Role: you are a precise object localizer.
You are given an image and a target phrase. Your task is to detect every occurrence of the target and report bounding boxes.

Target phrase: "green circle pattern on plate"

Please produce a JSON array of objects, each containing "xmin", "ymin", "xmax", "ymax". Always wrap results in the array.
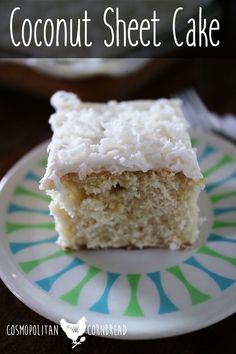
[{"xmin": 2, "ymin": 134, "xmax": 236, "ymax": 320}]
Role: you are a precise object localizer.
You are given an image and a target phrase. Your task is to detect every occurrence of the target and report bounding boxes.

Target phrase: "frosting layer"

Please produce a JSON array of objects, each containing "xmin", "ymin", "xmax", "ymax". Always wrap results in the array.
[{"xmin": 40, "ymin": 91, "xmax": 202, "ymax": 189}]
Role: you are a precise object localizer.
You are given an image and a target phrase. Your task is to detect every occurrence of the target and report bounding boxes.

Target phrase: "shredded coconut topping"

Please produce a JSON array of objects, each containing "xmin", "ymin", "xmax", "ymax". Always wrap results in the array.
[{"xmin": 40, "ymin": 91, "xmax": 202, "ymax": 189}]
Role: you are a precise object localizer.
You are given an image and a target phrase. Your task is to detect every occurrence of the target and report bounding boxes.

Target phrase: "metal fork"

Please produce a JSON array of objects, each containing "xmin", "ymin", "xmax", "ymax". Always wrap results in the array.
[{"xmin": 175, "ymin": 89, "xmax": 236, "ymax": 142}]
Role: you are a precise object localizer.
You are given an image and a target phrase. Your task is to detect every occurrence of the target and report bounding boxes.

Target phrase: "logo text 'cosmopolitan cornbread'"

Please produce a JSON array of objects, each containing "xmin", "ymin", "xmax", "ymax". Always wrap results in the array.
[{"xmin": 6, "ymin": 318, "xmax": 127, "ymax": 349}]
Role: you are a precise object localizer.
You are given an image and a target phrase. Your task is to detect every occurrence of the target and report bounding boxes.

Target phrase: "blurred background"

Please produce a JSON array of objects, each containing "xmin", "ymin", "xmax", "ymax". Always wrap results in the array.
[{"xmin": 1, "ymin": 58, "xmax": 235, "ymax": 178}]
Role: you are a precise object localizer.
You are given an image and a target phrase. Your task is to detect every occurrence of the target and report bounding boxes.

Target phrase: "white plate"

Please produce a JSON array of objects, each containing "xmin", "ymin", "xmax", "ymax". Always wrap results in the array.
[{"xmin": 0, "ymin": 131, "xmax": 236, "ymax": 339}]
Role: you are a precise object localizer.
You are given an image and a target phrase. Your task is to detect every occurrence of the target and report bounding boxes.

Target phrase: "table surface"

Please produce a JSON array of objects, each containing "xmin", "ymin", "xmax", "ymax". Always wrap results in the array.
[{"xmin": 0, "ymin": 59, "xmax": 235, "ymax": 354}]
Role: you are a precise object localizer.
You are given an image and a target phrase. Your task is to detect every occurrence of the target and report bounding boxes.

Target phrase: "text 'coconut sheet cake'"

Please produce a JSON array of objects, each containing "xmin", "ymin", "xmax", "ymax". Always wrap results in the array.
[{"xmin": 40, "ymin": 91, "xmax": 205, "ymax": 250}]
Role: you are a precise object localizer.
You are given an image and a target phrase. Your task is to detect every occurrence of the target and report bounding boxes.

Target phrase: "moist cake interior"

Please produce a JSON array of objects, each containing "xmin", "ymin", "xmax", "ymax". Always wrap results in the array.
[{"xmin": 48, "ymin": 169, "xmax": 204, "ymax": 250}]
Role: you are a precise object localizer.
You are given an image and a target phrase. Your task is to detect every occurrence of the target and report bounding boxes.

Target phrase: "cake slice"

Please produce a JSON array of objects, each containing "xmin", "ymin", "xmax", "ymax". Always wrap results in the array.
[{"xmin": 40, "ymin": 91, "xmax": 205, "ymax": 250}]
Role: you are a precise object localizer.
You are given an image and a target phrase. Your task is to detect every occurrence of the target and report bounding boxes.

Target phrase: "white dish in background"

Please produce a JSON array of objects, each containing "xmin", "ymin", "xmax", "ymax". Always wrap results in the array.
[{"xmin": 8, "ymin": 58, "xmax": 151, "ymax": 79}]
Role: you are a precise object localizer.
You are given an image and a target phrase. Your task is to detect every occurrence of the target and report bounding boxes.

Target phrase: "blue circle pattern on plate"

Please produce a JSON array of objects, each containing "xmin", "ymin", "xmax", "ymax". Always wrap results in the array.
[{"xmin": 5, "ymin": 137, "xmax": 236, "ymax": 317}]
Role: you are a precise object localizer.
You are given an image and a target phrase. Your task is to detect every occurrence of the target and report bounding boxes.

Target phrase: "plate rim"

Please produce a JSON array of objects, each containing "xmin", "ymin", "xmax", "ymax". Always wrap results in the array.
[{"xmin": 0, "ymin": 131, "xmax": 236, "ymax": 340}]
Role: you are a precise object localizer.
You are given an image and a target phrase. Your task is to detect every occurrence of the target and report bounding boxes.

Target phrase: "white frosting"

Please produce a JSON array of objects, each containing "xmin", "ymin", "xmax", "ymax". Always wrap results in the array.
[{"xmin": 40, "ymin": 91, "xmax": 202, "ymax": 189}]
